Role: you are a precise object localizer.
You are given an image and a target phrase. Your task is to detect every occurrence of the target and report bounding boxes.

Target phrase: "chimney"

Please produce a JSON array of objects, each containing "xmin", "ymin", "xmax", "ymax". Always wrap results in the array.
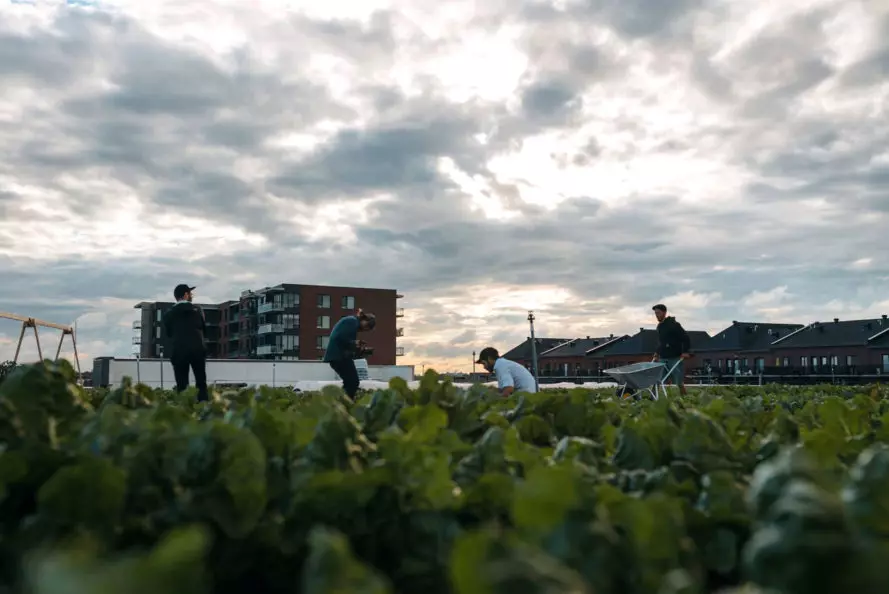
[
  {"xmin": 586, "ymin": 336, "xmax": 590, "ymax": 339},
  {"xmin": 640, "ymin": 328, "xmax": 644, "ymax": 333},
  {"xmin": 883, "ymin": 314, "xmax": 887, "ymax": 320},
  {"xmin": 834, "ymin": 318, "xmax": 839, "ymax": 323}
]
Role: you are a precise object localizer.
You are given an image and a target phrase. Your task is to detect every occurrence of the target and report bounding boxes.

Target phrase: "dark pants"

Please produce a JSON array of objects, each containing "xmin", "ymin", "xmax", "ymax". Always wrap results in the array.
[
  {"xmin": 328, "ymin": 359, "xmax": 360, "ymax": 400},
  {"xmin": 171, "ymin": 352, "xmax": 209, "ymax": 402}
]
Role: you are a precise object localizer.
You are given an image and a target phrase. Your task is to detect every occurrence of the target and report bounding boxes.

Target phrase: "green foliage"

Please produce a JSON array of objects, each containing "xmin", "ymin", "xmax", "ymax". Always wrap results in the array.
[{"xmin": 1, "ymin": 361, "xmax": 889, "ymax": 593}]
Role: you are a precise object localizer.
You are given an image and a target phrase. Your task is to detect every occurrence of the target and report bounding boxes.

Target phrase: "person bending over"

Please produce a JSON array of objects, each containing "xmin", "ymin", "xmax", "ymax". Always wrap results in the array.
[
  {"xmin": 475, "ymin": 346, "xmax": 537, "ymax": 397},
  {"xmin": 323, "ymin": 309, "xmax": 376, "ymax": 400},
  {"xmin": 162, "ymin": 284, "xmax": 209, "ymax": 402}
]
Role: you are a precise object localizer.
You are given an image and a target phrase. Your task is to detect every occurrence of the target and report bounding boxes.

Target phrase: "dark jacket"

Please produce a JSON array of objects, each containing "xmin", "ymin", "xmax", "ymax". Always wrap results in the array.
[
  {"xmin": 323, "ymin": 316, "xmax": 360, "ymax": 362},
  {"xmin": 162, "ymin": 301, "xmax": 206, "ymax": 358},
  {"xmin": 656, "ymin": 316, "xmax": 691, "ymax": 358}
]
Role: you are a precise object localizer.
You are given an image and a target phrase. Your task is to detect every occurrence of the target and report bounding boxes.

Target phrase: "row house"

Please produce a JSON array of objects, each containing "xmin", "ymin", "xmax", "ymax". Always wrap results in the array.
[
  {"xmin": 769, "ymin": 316, "xmax": 889, "ymax": 375},
  {"xmin": 537, "ymin": 335, "xmax": 626, "ymax": 377},
  {"xmin": 501, "ymin": 338, "xmax": 571, "ymax": 369},
  {"xmin": 591, "ymin": 328, "xmax": 712, "ymax": 369},
  {"xmin": 694, "ymin": 322, "xmax": 804, "ymax": 375}
]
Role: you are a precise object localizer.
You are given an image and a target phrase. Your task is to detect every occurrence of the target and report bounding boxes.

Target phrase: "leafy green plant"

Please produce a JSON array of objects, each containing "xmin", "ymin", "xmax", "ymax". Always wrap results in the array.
[{"xmin": 0, "ymin": 361, "xmax": 888, "ymax": 593}]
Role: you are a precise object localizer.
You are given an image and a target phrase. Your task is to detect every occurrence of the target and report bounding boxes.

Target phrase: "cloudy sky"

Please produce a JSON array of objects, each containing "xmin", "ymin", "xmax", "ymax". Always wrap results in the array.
[{"xmin": 1, "ymin": 0, "xmax": 887, "ymax": 373}]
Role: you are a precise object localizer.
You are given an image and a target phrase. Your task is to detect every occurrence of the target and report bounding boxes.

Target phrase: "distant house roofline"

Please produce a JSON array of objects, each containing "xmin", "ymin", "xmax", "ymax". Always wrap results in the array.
[
  {"xmin": 770, "ymin": 323, "xmax": 813, "ymax": 345},
  {"xmin": 584, "ymin": 335, "xmax": 627, "ymax": 355},
  {"xmin": 538, "ymin": 338, "xmax": 577, "ymax": 357}
]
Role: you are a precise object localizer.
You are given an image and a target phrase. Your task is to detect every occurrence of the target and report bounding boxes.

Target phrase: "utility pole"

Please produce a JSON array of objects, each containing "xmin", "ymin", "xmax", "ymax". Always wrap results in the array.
[
  {"xmin": 528, "ymin": 311, "xmax": 539, "ymax": 391},
  {"xmin": 472, "ymin": 350, "xmax": 476, "ymax": 376}
]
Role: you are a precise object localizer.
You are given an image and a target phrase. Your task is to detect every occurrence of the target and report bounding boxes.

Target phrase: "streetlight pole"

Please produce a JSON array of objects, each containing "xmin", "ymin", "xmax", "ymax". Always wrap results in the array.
[
  {"xmin": 528, "ymin": 311, "xmax": 539, "ymax": 391},
  {"xmin": 472, "ymin": 350, "xmax": 476, "ymax": 376}
]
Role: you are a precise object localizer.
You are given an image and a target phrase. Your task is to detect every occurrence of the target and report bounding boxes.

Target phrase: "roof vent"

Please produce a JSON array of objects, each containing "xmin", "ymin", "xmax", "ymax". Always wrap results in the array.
[
  {"xmin": 586, "ymin": 336, "xmax": 590, "ymax": 339},
  {"xmin": 834, "ymin": 318, "xmax": 839, "ymax": 323},
  {"xmin": 732, "ymin": 320, "xmax": 738, "ymax": 325},
  {"xmin": 609, "ymin": 333, "xmax": 614, "ymax": 338},
  {"xmin": 640, "ymin": 327, "xmax": 644, "ymax": 333},
  {"xmin": 883, "ymin": 314, "xmax": 887, "ymax": 319}
]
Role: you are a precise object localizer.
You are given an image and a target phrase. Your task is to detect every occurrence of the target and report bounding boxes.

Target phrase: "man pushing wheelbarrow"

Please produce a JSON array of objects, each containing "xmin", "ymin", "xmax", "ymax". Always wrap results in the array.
[
  {"xmin": 651, "ymin": 303, "xmax": 692, "ymax": 396},
  {"xmin": 604, "ymin": 303, "xmax": 693, "ymax": 400}
]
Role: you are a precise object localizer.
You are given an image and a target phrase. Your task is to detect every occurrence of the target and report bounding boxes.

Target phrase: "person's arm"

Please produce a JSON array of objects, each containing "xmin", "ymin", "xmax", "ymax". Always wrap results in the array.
[
  {"xmin": 162, "ymin": 309, "xmax": 174, "ymax": 339},
  {"xmin": 677, "ymin": 322, "xmax": 691, "ymax": 357},
  {"xmin": 495, "ymin": 365, "xmax": 515, "ymax": 397},
  {"xmin": 653, "ymin": 328, "xmax": 662, "ymax": 361}
]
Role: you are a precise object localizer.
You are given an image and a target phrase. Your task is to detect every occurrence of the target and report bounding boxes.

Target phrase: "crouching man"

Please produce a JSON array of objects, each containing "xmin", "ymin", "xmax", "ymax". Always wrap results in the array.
[
  {"xmin": 475, "ymin": 346, "xmax": 537, "ymax": 397},
  {"xmin": 323, "ymin": 309, "xmax": 376, "ymax": 400}
]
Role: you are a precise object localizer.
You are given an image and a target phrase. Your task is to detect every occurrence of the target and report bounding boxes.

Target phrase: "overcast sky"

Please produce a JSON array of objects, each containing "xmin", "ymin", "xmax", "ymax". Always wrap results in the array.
[{"xmin": 1, "ymin": 0, "xmax": 887, "ymax": 373}]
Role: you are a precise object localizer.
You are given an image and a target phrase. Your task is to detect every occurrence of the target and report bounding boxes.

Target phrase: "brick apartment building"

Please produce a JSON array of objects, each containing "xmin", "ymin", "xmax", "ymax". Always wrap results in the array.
[{"xmin": 133, "ymin": 283, "xmax": 404, "ymax": 365}]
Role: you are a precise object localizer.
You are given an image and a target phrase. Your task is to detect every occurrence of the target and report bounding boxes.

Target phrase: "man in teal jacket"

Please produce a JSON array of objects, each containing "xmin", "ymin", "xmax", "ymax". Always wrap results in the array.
[{"xmin": 323, "ymin": 309, "xmax": 376, "ymax": 400}]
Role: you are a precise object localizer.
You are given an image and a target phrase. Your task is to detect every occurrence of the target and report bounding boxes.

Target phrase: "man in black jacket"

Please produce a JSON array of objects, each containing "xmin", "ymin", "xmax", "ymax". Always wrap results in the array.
[
  {"xmin": 162, "ymin": 284, "xmax": 209, "ymax": 401},
  {"xmin": 651, "ymin": 303, "xmax": 691, "ymax": 395}
]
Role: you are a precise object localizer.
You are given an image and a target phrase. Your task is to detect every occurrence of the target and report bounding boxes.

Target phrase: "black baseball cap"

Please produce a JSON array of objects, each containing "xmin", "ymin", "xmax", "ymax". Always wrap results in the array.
[
  {"xmin": 174, "ymin": 284, "xmax": 196, "ymax": 300},
  {"xmin": 475, "ymin": 347, "xmax": 499, "ymax": 363},
  {"xmin": 652, "ymin": 304, "xmax": 667, "ymax": 312}
]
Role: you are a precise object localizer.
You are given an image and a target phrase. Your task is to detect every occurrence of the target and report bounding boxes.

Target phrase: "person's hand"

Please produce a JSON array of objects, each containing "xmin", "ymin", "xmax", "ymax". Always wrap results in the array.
[
  {"xmin": 652, "ymin": 354, "xmax": 660, "ymax": 362},
  {"xmin": 680, "ymin": 353, "xmax": 691, "ymax": 359}
]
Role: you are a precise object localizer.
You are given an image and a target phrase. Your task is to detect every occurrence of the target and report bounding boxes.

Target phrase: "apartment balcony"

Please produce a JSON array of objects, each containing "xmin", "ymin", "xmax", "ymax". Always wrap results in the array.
[
  {"xmin": 396, "ymin": 307, "xmax": 404, "ymax": 317},
  {"xmin": 257, "ymin": 345, "xmax": 282, "ymax": 356},
  {"xmin": 132, "ymin": 320, "xmax": 141, "ymax": 330},
  {"xmin": 258, "ymin": 302, "xmax": 284, "ymax": 314},
  {"xmin": 131, "ymin": 337, "xmax": 141, "ymax": 345},
  {"xmin": 396, "ymin": 346, "xmax": 405, "ymax": 356},
  {"xmin": 396, "ymin": 327, "xmax": 404, "ymax": 337},
  {"xmin": 257, "ymin": 323, "xmax": 284, "ymax": 334},
  {"xmin": 228, "ymin": 333, "xmax": 240, "ymax": 341}
]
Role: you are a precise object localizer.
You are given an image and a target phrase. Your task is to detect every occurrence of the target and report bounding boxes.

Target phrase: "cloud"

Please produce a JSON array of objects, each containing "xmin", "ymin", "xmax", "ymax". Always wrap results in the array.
[{"xmin": 1, "ymin": 0, "xmax": 888, "ymax": 372}]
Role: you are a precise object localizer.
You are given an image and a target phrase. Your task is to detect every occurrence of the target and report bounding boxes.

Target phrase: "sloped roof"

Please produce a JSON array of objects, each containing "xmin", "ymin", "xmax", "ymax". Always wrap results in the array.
[
  {"xmin": 697, "ymin": 321, "xmax": 804, "ymax": 353},
  {"xmin": 591, "ymin": 329, "xmax": 711, "ymax": 357},
  {"xmin": 501, "ymin": 338, "xmax": 572, "ymax": 360},
  {"xmin": 539, "ymin": 336, "xmax": 621, "ymax": 358},
  {"xmin": 773, "ymin": 317, "xmax": 889, "ymax": 348},
  {"xmin": 869, "ymin": 326, "xmax": 889, "ymax": 347}
]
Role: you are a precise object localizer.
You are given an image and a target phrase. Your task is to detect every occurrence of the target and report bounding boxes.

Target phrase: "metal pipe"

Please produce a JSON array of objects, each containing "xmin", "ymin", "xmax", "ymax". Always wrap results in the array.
[{"xmin": 528, "ymin": 311, "xmax": 539, "ymax": 391}]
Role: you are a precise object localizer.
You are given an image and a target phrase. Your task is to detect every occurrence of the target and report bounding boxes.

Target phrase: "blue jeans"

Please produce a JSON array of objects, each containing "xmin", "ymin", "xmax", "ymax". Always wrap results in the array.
[{"xmin": 662, "ymin": 358, "xmax": 685, "ymax": 386}]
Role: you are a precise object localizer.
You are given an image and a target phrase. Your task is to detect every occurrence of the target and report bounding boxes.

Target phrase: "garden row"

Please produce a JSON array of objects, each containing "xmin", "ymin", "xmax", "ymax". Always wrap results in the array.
[{"xmin": 1, "ymin": 359, "xmax": 889, "ymax": 594}]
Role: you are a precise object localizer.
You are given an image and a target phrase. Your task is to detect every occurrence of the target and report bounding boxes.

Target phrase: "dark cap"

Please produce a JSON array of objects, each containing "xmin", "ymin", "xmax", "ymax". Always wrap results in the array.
[
  {"xmin": 652, "ymin": 303, "xmax": 667, "ymax": 312},
  {"xmin": 475, "ymin": 346, "xmax": 499, "ymax": 363},
  {"xmin": 174, "ymin": 284, "xmax": 196, "ymax": 300}
]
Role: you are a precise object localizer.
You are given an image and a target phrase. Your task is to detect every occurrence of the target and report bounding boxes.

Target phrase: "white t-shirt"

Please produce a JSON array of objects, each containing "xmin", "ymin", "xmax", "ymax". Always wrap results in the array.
[{"xmin": 493, "ymin": 357, "xmax": 538, "ymax": 393}]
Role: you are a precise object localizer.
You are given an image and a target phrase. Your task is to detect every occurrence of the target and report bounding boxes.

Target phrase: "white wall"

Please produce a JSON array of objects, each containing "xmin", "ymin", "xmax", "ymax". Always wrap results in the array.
[{"xmin": 101, "ymin": 358, "xmax": 415, "ymax": 388}]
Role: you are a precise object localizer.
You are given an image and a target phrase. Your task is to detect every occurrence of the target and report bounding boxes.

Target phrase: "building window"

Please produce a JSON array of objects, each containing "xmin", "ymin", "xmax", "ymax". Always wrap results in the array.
[
  {"xmin": 847, "ymin": 355, "xmax": 855, "ymax": 367},
  {"xmin": 782, "ymin": 357, "xmax": 790, "ymax": 367},
  {"xmin": 755, "ymin": 358, "xmax": 764, "ymax": 372},
  {"xmin": 341, "ymin": 295, "xmax": 355, "ymax": 309},
  {"xmin": 882, "ymin": 354, "xmax": 889, "ymax": 373},
  {"xmin": 317, "ymin": 335, "xmax": 330, "ymax": 349},
  {"xmin": 156, "ymin": 309, "xmax": 163, "ymax": 321},
  {"xmin": 283, "ymin": 334, "xmax": 298, "ymax": 352},
  {"xmin": 830, "ymin": 355, "xmax": 839, "ymax": 367},
  {"xmin": 317, "ymin": 315, "xmax": 330, "ymax": 329},
  {"xmin": 282, "ymin": 292, "xmax": 299, "ymax": 309},
  {"xmin": 283, "ymin": 314, "xmax": 299, "ymax": 329},
  {"xmin": 317, "ymin": 294, "xmax": 330, "ymax": 308},
  {"xmin": 801, "ymin": 356, "xmax": 808, "ymax": 367},
  {"xmin": 156, "ymin": 326, "xmax": 161, "ymax": 339}
]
